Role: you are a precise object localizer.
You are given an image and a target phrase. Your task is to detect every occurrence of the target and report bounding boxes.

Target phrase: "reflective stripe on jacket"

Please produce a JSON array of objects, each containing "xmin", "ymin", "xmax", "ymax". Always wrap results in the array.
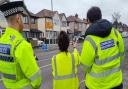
[{"xmin": 80, "ymin": 28, "xmax": 124, "ymax": 89}]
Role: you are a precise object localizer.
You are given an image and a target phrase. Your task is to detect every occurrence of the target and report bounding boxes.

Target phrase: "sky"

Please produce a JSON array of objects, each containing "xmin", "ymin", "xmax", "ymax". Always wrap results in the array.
[{"xmin": 12, "ymin": 0, "xmax": 128, "ymax": 24}]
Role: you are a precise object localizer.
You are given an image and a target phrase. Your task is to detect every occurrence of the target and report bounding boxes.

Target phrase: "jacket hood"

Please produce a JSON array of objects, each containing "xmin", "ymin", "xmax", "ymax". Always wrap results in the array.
[{"xmin": 85, "ymin": 19, "xmax": 112, "ymax": 38}]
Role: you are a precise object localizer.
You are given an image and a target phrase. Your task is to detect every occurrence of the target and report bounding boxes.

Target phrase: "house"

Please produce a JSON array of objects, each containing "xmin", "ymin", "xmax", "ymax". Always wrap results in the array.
[
  {"xmin": 0, "ymin": 1, "xmax": 43, "ymax": 47},
  {"xmin": 83, "ymin": 18, "xmax": 88, "ymax": 35},
  {"xmin": 0, "ymin": 11, "xmax": 7, "ymax": 37},
  {"xmin": 67, "ymin": 14, "xmax": 86, "ymax": 40},
  {"xmin": 53, "ymin": 11, "xmax": 61, "ymax": 44},
  {"xmin": 29, "ymin": 12, "xmax": 42, "ymax": 40},
  {"xmin": 21, "ymin": 9, "xmax": 31, "ymax": 40},
  {"xmin": 59, "ymin": 13, "xmax": 68, "ymax": 32},
  {"xmin": 0, "ymin": 11, "xmax": 7, "ymax": 28},
  {"xmin": 112, "ymin": 21, "xmax": 128, "ymax": 32},
  {"xmin": 122, "ymin": 24, "xmax": 128, "ymax": 32},
  {"xmin": 0, "ymin": 8, "xmax": 30, "ymax": 38},
  {"xmin": 36, "ymin": 9, "xmax": 61, "ymax": 44},
  {"xmin": 21, "ymin": 6, "xmax": 42, "ymax": 42},
  {"xmin": 0, "ymin": 0, "xmax": 9, "ymax": 36}
]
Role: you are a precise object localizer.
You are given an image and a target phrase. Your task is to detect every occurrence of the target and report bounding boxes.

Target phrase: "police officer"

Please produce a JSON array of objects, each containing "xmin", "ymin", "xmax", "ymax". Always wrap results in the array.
[
  {"xmin": 52, "ymin": 31, "xmax": 80, "ymax": 89},
  {"xmin": 0, "ymin": 1, "xmax": 42, "ymax": 89},
  {"xmin": 80, "ymin": 7, "xmax": 124, "ymax": 89}
]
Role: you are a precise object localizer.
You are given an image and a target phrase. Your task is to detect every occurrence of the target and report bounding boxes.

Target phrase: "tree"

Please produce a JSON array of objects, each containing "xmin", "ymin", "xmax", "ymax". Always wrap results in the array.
[
  {"xmin": 112, "ymin": 12, "xmax": 121, "ymax": 22},
  {"xmin": 112, "ymin": 12, "xmax": 121, "ymax": 29}
]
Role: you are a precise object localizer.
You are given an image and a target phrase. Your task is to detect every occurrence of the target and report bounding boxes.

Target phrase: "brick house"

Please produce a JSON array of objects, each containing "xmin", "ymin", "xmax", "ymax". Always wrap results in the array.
[{"xmin": 67, "ymin": 14, "xmax": 86, "ymax": 40}]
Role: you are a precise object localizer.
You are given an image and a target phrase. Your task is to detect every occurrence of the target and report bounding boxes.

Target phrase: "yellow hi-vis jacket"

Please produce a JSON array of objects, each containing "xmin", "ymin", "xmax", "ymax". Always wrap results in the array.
[
  {"xmin": 52, "ymin": 48, "xmax": 80, "ymax": 89},
  {"xmin": 80, "ymin": 28, "xmax": 124, "ymax": 89},
  {"xmin": 0, "ymin": 27, "xmax": 42, "ymax": 89}
]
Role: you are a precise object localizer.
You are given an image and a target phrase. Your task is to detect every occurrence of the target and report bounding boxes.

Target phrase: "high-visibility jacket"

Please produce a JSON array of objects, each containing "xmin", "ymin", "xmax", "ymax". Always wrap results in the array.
[
  {"xmin": 0, "ymin": 27, "xmax": 42, "ymax": 89},
  {"xmin": 52, "ymin": 48, "xmax": 80, "ymax": 89},
  {"xmin": 80, "ymin": 28, "xmax": 124, "ymax": 89}
]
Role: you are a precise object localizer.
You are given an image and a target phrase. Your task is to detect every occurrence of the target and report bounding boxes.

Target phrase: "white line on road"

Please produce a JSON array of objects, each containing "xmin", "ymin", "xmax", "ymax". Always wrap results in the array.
[
  {"xmin": 40, "ymin": 64, "xmax": 51, "ymax": 68},
  {"xmin": 80, "ymin": 80, "xmax": 85, "ymax": 84},
  {"xmin": 0, "ymin": 79, "xmax": 2, "ymax": 81},
  {"xmin": 37, "ymin": 58, "xmax": 49, "ymax": 62}
]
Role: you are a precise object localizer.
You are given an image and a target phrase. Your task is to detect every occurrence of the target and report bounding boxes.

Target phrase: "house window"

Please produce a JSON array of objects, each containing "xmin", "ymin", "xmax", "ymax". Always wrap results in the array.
[
  {"xmin": 62, "ymin": 21, "xmax": 67, "ymax": 27},
  {"xmin": 67, "ymin": 22, "xmax": 69, "ymax": 26},
  {"xmin": 31, "ymin": 18, "xmax": 36, "ymax": 24},
  {"xmin": 79, "ymin": 23, "xmax": 83, "ymax": 29},
  {"xmin": 23, "ymin": 16, "xmax": 29, "ymax": 24},
  {"xmin": 53, "ymin": 19, "xmax": 60, "ymax": 26}
]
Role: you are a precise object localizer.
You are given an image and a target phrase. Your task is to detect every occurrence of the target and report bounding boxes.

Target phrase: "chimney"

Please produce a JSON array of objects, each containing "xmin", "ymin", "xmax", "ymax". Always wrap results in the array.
[{"xmin": 75, "ymin": 13, "xmax": 78, "ymax": 18}]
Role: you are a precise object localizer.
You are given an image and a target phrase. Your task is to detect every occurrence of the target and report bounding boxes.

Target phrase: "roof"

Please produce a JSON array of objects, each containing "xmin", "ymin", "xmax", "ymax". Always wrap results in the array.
[
  {"xmin": 67, "ymin": 15, "xmax": 83, "ymax": 23},
  {"xmin": 36, "ymin": 9, "xmax": 56, "ymax": 18},
  {"xmin": 76, "ymin": 18, "xmax": 84, "ymax": 23},
  {"xmin": 19, "ymin": 2, "xmax": 38, "ymax": 18},
  {"xmin": 67, "ymin": 29, "xmax": 73, "ymax": 34},
  {"xmin": 59, "ymin": 13, "xmax": 67, "ymax": 20},
  {"xmin": 22, "ymin": 10, "xmax": 39, "ymax": 18},
  {"xmin": 29, "ymin": 11, "xmax": 39, "ymax": 18},
  {"xmin": 83, "ymin": 19, "xmax": 88, "ymax": 24},
  {"xmin": 59, "ymin": 13, "xmax": 63, "ymax": 19},
  {"xmin": 67, "ymin": 16, "xmax": 76, "ymax": 22}
]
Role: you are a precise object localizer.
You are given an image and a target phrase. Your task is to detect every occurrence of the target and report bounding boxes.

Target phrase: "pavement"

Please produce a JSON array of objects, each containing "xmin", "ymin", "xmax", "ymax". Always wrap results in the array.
[{"xmin": 0, "ymin": 38, "xmax": 128, "ymax": 89}]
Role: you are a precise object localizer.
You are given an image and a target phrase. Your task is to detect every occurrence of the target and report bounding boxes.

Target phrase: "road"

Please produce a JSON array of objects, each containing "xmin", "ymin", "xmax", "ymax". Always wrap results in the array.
[
  {"xmin": 35, "ymin": 38, "xmax": 128, "ymax": 89},
  {"xmin": 0, "ymin": 38, "xmax": 128, "ymax": 89},
  {"xmin": 35, "ymin": 44, "xmax": 85, "ymax": 89}
]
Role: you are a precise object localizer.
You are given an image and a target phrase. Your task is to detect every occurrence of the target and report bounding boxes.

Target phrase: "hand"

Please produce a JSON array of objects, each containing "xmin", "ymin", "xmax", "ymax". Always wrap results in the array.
[{"xmin": 73, "ymin": 41, "xmax": 77, "ymax": 48}]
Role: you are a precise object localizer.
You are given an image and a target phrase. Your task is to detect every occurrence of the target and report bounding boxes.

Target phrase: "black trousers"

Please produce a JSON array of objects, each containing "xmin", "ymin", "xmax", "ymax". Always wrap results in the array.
[{"xmin": 85, "ymin": 83, "xmax": 123, "ymax": 89}]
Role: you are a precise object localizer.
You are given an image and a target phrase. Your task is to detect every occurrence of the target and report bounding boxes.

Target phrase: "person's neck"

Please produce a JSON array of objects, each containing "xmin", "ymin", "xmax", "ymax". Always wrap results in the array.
[{"xmin": 8, "ymin": 24, "xmax": 19, "ymax": 32}]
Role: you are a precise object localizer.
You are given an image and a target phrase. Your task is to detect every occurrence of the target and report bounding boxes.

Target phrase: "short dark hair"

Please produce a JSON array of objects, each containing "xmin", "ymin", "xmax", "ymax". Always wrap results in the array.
[
  {"xmin": 87, "ymin": 6, "xmax": 102, "ymax": 23},
  {"xmin": 58, "ymin": 31, "xmax": 69, "ymax": 52}
]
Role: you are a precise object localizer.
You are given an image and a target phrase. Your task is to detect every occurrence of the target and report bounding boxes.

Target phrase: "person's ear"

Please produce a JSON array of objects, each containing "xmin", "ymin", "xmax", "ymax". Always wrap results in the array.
[
  {"xmin": 87, "ymin": 19, "xmax": 92, "ymax": 25},
  {"xmin": 87, "ymin": 19, "xmax": 89, "ymax": 22},
  {"xmin": 87, "ymin": 19, "xmax": 90, "ymax": 24},
  {"xmin": 16, "ymin": 14, "xmax": 21, "ymax": 23}
]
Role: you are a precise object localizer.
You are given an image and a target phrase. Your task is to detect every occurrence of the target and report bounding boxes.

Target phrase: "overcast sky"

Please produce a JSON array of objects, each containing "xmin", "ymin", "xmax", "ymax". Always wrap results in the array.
[{"xmin": 13, "ymin": 0, "xmax": 128, "ymax": 24}]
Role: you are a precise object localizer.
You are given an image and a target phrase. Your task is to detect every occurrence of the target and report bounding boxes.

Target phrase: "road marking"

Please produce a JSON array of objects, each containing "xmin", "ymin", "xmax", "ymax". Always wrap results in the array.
[
  {"xmin": 40, "ymin": 64, "xmax": 51, "ymax": 68},
  {"xmin": 0, "ymin": 79, "xmax": 2, "ymax": 81},
  {"xmin": 80, "ymin": 80, "xmax": 85, "ymax": 84},
  {"xmin": 37, "ymin": 46, "xmax": 82, "ymax": 63},
  {"xmin": 37, "ymin": 58, "xmax": 49, "ymax": 62}
]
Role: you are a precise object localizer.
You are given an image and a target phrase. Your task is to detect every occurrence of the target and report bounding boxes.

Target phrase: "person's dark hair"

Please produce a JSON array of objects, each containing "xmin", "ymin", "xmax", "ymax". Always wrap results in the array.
[
  {"xmin": 58, "ymin": 31, "xmax": 69, "ymax": 53},
  {"xmin": 87, "ymin": 6, "xmax": 102, "ymax": 23}
]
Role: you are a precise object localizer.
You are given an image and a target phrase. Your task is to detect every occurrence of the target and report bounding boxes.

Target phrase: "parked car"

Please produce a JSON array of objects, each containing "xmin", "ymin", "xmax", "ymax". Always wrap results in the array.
[
  {"xmin": 73, "ymin": 36, "xmax": 84, "ymax": 43},
  {"xmin": 38, "ymin": 40, "xmax": 44, "ymax": 46},
  {"xmin": 31, "ymin": 38, "xmax": 44, "ymax": 47},
  {"xmin": 121, "ymin": 32, "xmax": 128, "ymax": 38}
]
